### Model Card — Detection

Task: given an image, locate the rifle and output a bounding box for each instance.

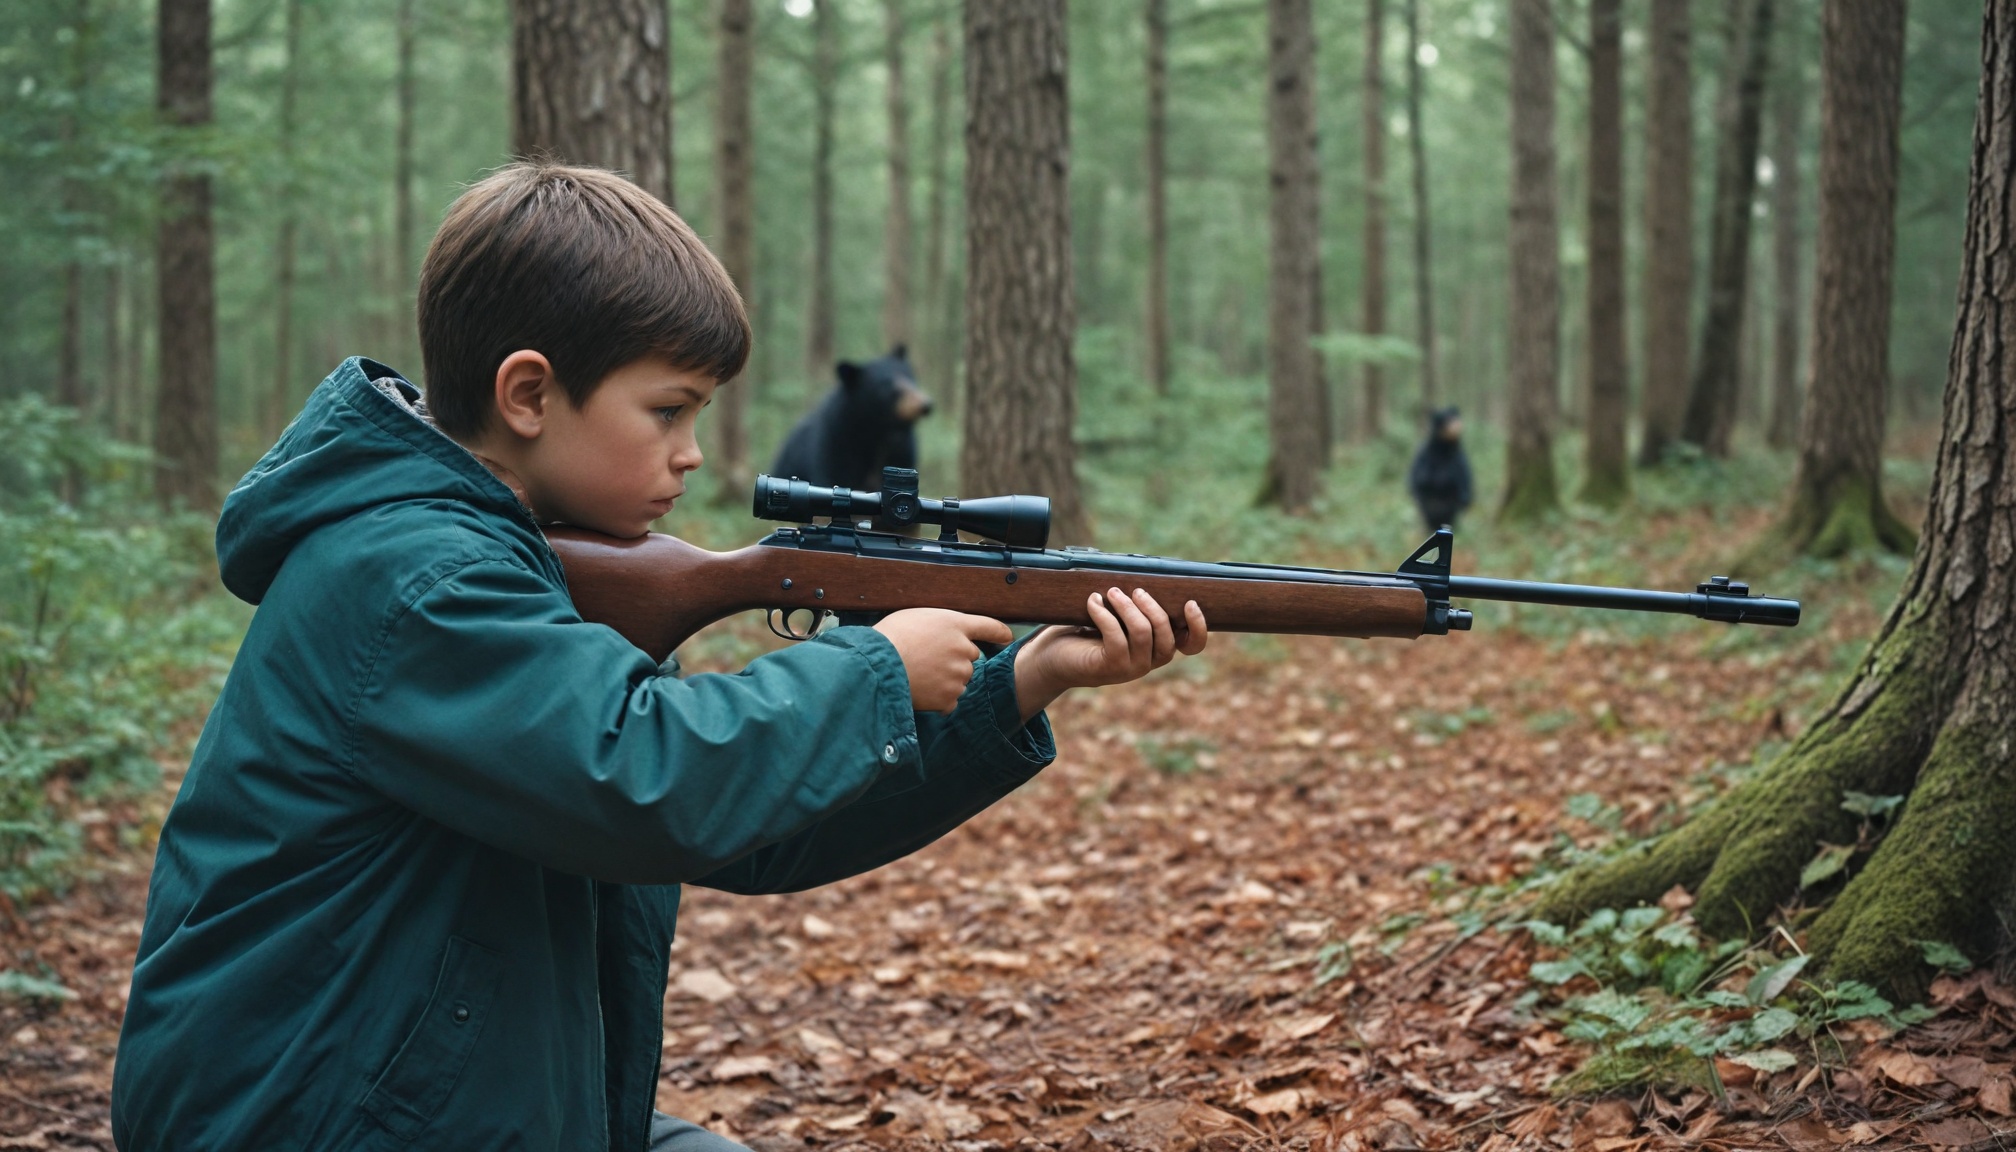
[548,468,1800,665]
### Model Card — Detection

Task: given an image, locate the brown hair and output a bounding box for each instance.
[417,161,749,439]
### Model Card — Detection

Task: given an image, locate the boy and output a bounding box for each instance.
[110,163,1207,1151]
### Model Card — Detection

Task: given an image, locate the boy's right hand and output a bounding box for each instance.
[873,609,1015,714]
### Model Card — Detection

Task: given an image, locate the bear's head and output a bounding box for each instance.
[836,345,933,430]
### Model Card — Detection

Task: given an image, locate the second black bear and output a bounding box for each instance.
[1408,405,1474,531]
[770,346,934,490]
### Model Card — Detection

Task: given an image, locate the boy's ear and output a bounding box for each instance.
[493,350,560,440]
[836,361,864,390]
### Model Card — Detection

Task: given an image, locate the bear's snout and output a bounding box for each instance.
[896,385,933,422]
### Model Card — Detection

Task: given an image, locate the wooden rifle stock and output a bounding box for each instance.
[548,528,1429,664]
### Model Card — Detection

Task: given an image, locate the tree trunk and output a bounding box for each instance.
[1539,0,2016,999]
[1261,0,1324,513]
[1636,0,1693,467]
[1766,68,1803,450]
[1502,0,1560,522]
[1143,0,1170,397]
[154,0,217,511]
[510,0,672,203]
[961,0,1087,543]
[883,0,912,350]
[105,261,123,441]
[806,0,839,383]
[922,12,956,409]
[1581,0,1629,506]
[268,0,303,442]
[394,0,418,369]
[1774,1,1912,558]
[1404,0,1437,410]
[1679,0,1773,458]
[1360,0,1387,442]
[711,0,755,498]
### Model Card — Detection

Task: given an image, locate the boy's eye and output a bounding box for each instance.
[655,406,685,424]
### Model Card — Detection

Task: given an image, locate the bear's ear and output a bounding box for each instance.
[836,361,865,389]
[889,343,909,361]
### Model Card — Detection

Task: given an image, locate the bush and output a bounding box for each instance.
[0,397,245,900]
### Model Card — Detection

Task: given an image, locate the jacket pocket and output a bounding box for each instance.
[360,935,505,1141]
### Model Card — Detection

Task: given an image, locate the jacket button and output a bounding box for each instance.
[452,1004,471,1024]
[881,743,898,764]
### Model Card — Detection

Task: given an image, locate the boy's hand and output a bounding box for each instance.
[874,609,1016,714]
[1013,589,1209,722]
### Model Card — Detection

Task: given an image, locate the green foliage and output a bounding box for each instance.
[0,968,76,1005]
[1522,905,1937,1096]
[0,398,245,900]
[1134,733,1216,777]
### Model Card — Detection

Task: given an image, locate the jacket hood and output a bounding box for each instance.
[216,357,531,605]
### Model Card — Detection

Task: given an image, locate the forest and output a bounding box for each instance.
[2,0,2013,1148]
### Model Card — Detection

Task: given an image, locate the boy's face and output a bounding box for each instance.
[492,354,714,538]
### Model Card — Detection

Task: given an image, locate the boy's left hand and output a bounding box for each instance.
[1012,589,1209,722]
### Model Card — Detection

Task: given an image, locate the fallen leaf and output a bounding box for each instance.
[1279,1011,1336,1041]
[799,913,836,939]
[1658,885,1695,913]
[1506,1104,1560,1138]
[1244,1086,1306,1117]
[965,949,1029,970]
[1368,1118,1422,1150]
[1573,1098,1637,1146]
[707,1055,776,1082]
[1981,1074,2014,1116]
[1867,1049,1942,1088]
[1915,1116,1992,1147]
[795,1027,843,1053]
[1932,1053,1991,1089]
[673,968,738,1004]
[1772,1115,1842,1151]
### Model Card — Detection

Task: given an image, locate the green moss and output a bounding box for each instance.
[1533,802,1737,924]
[1578,464,1631,510]
[1811,719,2016,1000]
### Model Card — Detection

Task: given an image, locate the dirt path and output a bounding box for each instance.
[5,599,2012,1149]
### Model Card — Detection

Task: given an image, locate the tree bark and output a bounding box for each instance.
[1360,0,1387,442]
[510,0,672,202]
[1637,0,1693,467]
[1262,0,1324,512]
[1540,0,2016,999]
[922,12,956,408]
[154,0,217,511]
[712,0,755,496]
[1679,0,1773,458]
[1404,0,1437,410]
[806,0,839,382]
[961,0,1087,543]
[1774,0,1912,558]
[268,0,303,442]
[1581,0,1629,506]
[883,0,912,350]
[1502,0,1560,521]
[1766,69,1803,450]
[1143,0,1170,397]
[394,0,418,369]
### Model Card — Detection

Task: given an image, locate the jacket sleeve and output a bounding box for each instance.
[345,558,932,884]
[690,638,1055,895]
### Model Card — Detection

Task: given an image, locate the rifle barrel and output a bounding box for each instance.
[1447,576,1801,626]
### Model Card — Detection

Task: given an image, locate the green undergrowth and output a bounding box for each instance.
[0,397,246,903]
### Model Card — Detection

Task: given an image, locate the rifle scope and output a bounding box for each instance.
[754,473,1052,549]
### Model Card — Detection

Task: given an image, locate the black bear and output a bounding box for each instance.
[770,346,934,490]
[1407,405,1474,531]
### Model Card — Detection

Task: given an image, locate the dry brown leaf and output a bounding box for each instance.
[965,948,1029,970]
[1505,1103,1560,1138]
[1681,1109,1721,1142]
[1915,1116,1992,1148]
[1980,1073,2014,1116]
[1245,1086,1307,1118]
[1772,1115,1842,1151]
[799,913,836,939]
[1280,1011,1336,1041]
[1573,1098,1637,1147]
[1932,1053,1991,1089]
[1867,1049,1942,1087]
[707,1055,776,1081]
[673,967,738,1004]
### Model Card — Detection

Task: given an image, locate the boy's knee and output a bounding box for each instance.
[648,1112,752,1151]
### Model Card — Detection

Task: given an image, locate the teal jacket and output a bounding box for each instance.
[111,358,1055,1151]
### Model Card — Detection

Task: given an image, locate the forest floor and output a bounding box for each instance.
[3,506,2014,1151]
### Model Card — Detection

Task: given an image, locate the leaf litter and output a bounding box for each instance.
[2,520,2013,1149]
